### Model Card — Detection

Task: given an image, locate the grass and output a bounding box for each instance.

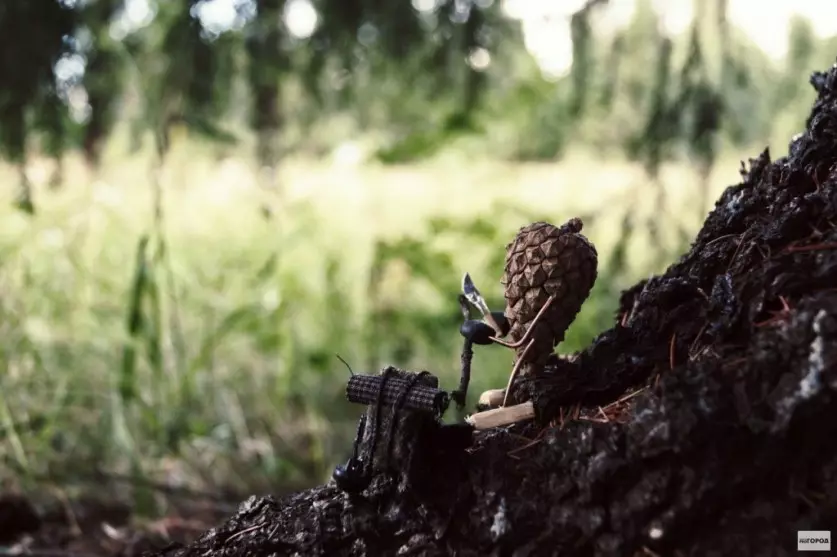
[0,140,747,512]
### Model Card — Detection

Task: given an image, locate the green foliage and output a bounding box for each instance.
[0,0,835,513]
[0,153,709,503]
[374,112,483,163]
[512,93,573,161]
[0,1,832,174]
[0,0,512,173]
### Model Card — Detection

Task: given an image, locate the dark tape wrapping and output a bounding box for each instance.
[346,374,448,416]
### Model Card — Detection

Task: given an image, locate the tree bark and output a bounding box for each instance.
[148,62,837,557]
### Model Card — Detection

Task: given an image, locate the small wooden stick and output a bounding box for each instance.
[478,389,506,409]
[490,295,557,348]
[502,338,535,407]
[466,401,535,430]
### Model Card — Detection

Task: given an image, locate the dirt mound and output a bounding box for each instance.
[0,493,227,556]
[146,62,837,556]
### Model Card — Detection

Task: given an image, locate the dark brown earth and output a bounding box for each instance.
[0,492,230,556]
[7,62,837,557]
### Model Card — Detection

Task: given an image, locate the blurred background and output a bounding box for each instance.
[1,0,836,516]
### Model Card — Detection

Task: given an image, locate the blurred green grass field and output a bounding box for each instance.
[0,141,745,509]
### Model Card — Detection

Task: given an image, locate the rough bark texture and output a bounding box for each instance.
[146,63,837,557]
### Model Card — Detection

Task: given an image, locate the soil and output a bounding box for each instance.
[0,492,230,556]
[7,63,837,557]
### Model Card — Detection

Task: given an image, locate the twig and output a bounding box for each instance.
[783,241,837,253]
[705,233,739,246]
[478,389,506,409]
[725,230,751,273]
[490,295,557,348]
[502,338,536,408]
[615,387,647,405]
[507,428,548,456]
[688,321,708,359]
[753,295,792,327]
[669,333,676,370]
[336,354,355,376]
[466,402,535,430]
[578,415,609,424]
[721,356,748,370]
[226,523,265,543]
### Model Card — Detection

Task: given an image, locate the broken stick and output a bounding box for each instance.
[466,401,535,430]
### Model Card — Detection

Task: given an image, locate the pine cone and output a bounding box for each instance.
[502,218,598,382]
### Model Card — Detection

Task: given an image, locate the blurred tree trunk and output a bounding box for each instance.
[247,0,287,219]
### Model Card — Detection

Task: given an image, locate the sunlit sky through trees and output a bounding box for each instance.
[511,0,837,77]
[111,0,837,79]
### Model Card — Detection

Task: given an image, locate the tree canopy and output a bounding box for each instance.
[1,0,835,176]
